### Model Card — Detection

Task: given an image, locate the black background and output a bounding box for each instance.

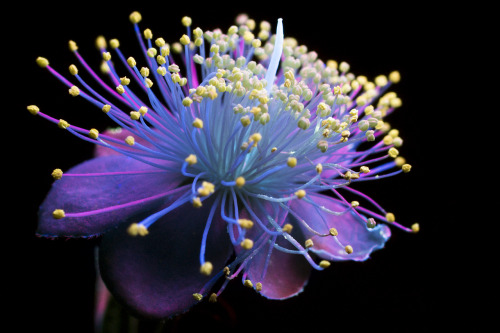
[10,2,474,332]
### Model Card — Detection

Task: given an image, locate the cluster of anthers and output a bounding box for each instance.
[30,11,418,312]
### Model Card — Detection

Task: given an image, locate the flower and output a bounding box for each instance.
[30,11,418,319]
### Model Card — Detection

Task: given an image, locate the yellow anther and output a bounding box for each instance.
[198,187,210,197]
[192,197,202,208]
[393,137,403,147]
[102,52,111,61]
[108,38,119,49]
[345,245,353,254]
[143,28,152,39]
[317,140,329,152]
[251,39,261,48]
[329,228,338,236]
[130,111,141,120]
[51,169,63,180]
[375,75,388,87]
[271,147,277,153]
[341,130,350,138]
[127,223,148,236]
[282,223,293,233]
[68,86,80,97]
[181,16,192,27]
[351,201,359,207]
[192,118,203,128]
[389,71,401,83]
[209,293,218,303]
[118,77,130,86]
[202,181,215,193]
[116,85,125,94]
[27,105,39,115]
[146,48,157,58]
[235,176,245,188]
[388,147,399,158]
[179,34,190,46]
[69,64,78,75]
[360,166,370,174]
[155,38,166,48]
[383,135,394,145]
[200,262,213,276]
[157,67,167,76]
[146,78,153,88]
[100,61,110,74]
[102,104,111,113]
[295,189,306,199]
[240,238,254,250]
[125,136,135,146]
[326,59,338,69]
[395,156,406,167]
[287,157,297,168]
[138,106,148,116]
[68,40,78,52]
[250,132,262,144]
[95,36,106,49]
[255,282,263,292]
[244,280,253,288]
[319,260,331,268]
[127,57,136,67]
[305,239,314,248]
[316,163,323,174]
[192,293,203,302]
[223,267,230,276]
[364,105,374,115]
[402,164,412,173]
[411,223,420,233]
[235,219,253,231]
[52,209,65,219]
[36,56,49,68]
[129,11,142,24]
[388,129,399,138]
[386,213,395,222]
[185,154,197,165]
[390,97,402,108]
[58,119,70,129]
[89,128,99,140]
[140,67,150,77]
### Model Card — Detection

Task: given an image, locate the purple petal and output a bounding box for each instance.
[240,199,311,300]
[94,128,151,158]
[291,193,391,261]
[98,197,232,319]
[37,155,183,237]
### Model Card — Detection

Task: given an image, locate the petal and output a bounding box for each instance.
[239,199,312,300]
[37,155,183,237]
[98,197,232,319]
[291,193,391,261]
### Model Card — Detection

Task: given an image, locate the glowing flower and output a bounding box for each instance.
[30,12,418,319]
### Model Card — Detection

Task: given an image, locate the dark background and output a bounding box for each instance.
[10,2,473,332]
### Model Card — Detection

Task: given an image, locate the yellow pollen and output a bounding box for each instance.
[102,104,111,113]
[316,163,323,174]
[185,154,197,165]
[179,34,190,45]
[287,157,297,168]
[58,119,70,129]
[36,56,49,68]
[109,39,120,49]
[383,135,394,145]
[181,16,192,27]
[345,245,353,254]
[329,228,338,236]
[192,118,203,128]
[386,212,395,222]
[68,40,78,52]
[282,223,293,233]
[69,64,78,75]
[139,106,148,115]
[182,97,193,106]
[140,67,150,77]
[116,85,125,94]
[235,176,245,188]
[295,189,306,199]
[95,36,106,49]
[402,164,412,173]
[89,128,99,139]
[255,282,263,292]
[351,201,359,207]
[388,147,399,158]
[244,280,253,288]
[305,239,314,248]
[68,86,80,97]
[130,111,141,120]
[389,71,401,83]
[271,147,277,153]
[51,169,63,180]
[411,223,420,233]
[209,293,218,303]
[102,52,111,61]
[200,262,213,276]
[240,116,251,127]
[27,105,39,115]
[238,219,254,229]
[129,11,142,24]
[127,223,148,236]
[395,156,406,167]
[360,166,370,174]
[145,78,153,88]
[121,77,131,86]
[223,267,230,276]
[192,197,202,208]
[240,238,254,250]
[319,260,331,268]
[192,293,203,302]
[127,57,136,67]
[52,209,65,219]
[125,136,135,146]
[389,129,399,138]
[143,28,152,39]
